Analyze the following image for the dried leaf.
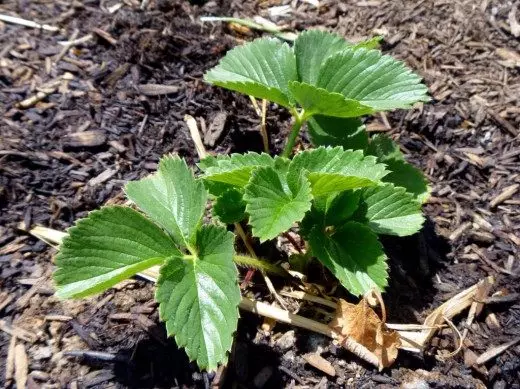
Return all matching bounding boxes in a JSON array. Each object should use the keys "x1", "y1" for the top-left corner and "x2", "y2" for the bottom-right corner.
[
  {"x1": 397, "y1": 276, "x2": 494, "y2": 352},
  {"x1": 329, "y1": 298, "x2": 400, "y2": 370}
]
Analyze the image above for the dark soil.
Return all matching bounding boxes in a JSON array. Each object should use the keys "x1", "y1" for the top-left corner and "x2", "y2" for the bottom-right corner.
[{"x1": 1, "y1": 0, "x2": 519, "y2": 388}]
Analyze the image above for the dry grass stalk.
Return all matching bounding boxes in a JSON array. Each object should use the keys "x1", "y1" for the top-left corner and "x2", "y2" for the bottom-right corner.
[{"x1": 0, "y1": 14, "x2": 59, "y2": 31}]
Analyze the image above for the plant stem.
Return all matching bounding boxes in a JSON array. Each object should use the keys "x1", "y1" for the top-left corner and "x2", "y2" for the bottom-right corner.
[
  {"x1": 238, "y1": 298, "x2": 380, "y2": 368},
  {"x1": 239, "y1": 297, "x2": 334, "y2": 337},
  {"x1": 234, "y1": 222, "x2": 288, "y2": 308},
  {"x1": 282, "y1": 111, "x2": 305, "y2": 158},
  {"x1": 233, "y1": 255, "x2": 287, "y2": 277},
  {"x1": 234, "y1": 223, "x2": 257, "y2": 258},
  {"x1": 260, "y1": 99, "x2": 269, "y2": 153}
]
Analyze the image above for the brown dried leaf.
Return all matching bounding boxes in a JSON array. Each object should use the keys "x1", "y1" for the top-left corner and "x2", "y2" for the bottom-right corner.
[{"x1": 329, "y1": 299, "x2": 400, "y2": 370}]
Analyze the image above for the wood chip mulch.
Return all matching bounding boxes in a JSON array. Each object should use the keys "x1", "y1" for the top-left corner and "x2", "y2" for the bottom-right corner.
[{"x1": 1, "y1": 0, "x2": 519, "y2": 388}]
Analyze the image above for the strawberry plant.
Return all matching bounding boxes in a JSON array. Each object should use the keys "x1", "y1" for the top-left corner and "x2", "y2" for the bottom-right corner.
[{"x1": 53, "y1": 29, "x2": 430, "y2": 372}]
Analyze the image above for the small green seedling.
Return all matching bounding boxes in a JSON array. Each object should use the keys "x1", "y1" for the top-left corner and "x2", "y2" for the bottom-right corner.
[
  {"x1": 205, "y1": 29, "x2": 430, "y2": 201},
  {"x1": 53, "y1": 30, "x2": 430, "y2": 372}
]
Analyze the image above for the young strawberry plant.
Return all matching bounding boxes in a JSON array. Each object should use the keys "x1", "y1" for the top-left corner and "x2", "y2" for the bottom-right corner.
[{"x1": 53, "y1": 29, "x2": 430, "y2": 372}]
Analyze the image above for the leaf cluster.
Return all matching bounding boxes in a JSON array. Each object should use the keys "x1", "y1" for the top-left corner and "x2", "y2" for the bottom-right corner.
[
  {"x1": 55, "y1": 157, "x2": 240, "y2": 371},
  {"x1": 200, "y1": 147, "x2": 424, "y2": 295},
  {"x1": 205, "y1": 29, "x2": 429, "y2": 119}
]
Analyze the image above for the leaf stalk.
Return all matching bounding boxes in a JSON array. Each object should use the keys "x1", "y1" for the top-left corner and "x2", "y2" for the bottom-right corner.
[
  {"x1": 233, "y1": 255, "x2": 287, "y2": 277},
  {"x1": 282, "y1": 110, "x2": 307, "y2": 158}
]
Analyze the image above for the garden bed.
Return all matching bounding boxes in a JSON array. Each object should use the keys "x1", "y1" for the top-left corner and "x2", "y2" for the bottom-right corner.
[{"x1": 1, "y1": 0, "x2": 519, "y2": 387}]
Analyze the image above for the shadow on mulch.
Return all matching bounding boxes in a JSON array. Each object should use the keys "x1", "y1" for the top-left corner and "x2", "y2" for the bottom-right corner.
[
  {"x1": 383, "y1": 217, "x2": 451, "y2": 324},
  {"x1": 69, "y1": 318, "x2": 284, "y2": 389}
]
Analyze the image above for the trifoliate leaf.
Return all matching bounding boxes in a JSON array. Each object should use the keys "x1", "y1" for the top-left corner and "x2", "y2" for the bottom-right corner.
[
  {"x1": 288, "y1": 147, "x2": 388, "y2": 196},
  {"x1": 54, "y1": 206, "x2": 179, "y2": 299},
  {"x1": 288, "y1": 82, "x2": 374, "y2": 118},
  {"x1": 156, "y1": 225, "x2": 240, "y2": 371},
  {"x1": 125, "y1": 156, "x2": 207, "y2": 248},
  {"x1": 204, "y1": 38, "x2": 297, "y2": 107},
  {"x1": 244, "y1": 166, "x2": 312, "y2": 241},
  {"x1": 308, "y1": 222, "x2": 388, "y2": 296},
  {"x1": 294, "y1": 30, "x2": 350, "y2": 85},
  {"x1": 213, "y1": 188, "x2": 247, "y2": 224},
  {"x1": 367, "y1": 134, "x2": 430, "y2": 202},
  {"x1": 308, "y1": 115, "x2": 369, "y2": 150},
  {"x1": 200, "y1": 152, "x2": 276, "y2": 188},
  {"x1": 355, "y1": 184, "x2": 424, "y2": 236},
  {"x1": 316, "y1": 48, "x2": 429, "y2": 111}
]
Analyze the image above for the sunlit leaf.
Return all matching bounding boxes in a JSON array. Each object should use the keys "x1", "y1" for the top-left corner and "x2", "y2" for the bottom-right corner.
[
  {"x1": 288, "y1": 147, "x2": 388, "y2": 196},
  {"x1": 54, "y1": 206, "x2": 179, "y2": 299},
  {"x1": 200, "y1": 152, "x2": 276, "y2": 188},
  {"x1": 125, "y1": 156, "x2": 207, "y2": 248},
  {"x1": 289, "y1": 82, "x2": 374, "y2": 118},
  {"x1": 156, "y1": 225, "x2": 240, "y2": 371},
  {"x1": 244, "y1": 166, "x2": 312, "y2": 241},
  {"x1": 204, "y1": 38, "x2": 297, "y2": 107},
  {"x1": 355, "y1": 184, "x2": 424, "y2": 236},
  {"x1": 316, "y1": 48, "x2": 429, "y2": 111}
]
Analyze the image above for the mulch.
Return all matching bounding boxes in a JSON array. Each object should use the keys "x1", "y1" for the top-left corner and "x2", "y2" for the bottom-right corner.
[{"x1": 1, "y1": 0, "x2": 519, "y2": 388}]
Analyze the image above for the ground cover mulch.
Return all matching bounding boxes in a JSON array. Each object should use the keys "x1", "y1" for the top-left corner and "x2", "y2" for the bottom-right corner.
[{"x1": 0, "y1": 0, "x2": 519, "y2": 387}]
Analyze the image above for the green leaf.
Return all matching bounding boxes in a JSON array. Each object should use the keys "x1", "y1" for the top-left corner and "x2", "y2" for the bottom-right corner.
[
  {"x1": 54, "y1": 206, "x2": 180, "y2": 299},
  {"x1": 300, "y1": 190, "x2": 361, "y2": 238},
  {"x1": 244, "y1": 166, "x2": 312, "y2": 241},
  {"x1": 352, "y1": 36, "x2": 383, "y2": 50},
  {"x1": 316, "y1": 47, "x2": 429, "y2": 111},
  {"x1": 308, "y1": 222, "x2": 388, "y2": 296},
  {"x1": 288, "y1": 147, "x2": 388, "y2": 196},
  {"x1": 203, "y1": 180, "x2": 236, "y2": 198},
  {"x1": 156, "y1": 225, "x2": 240, "y2": 371},
  {"x1": 320, "y1": 190, "x2": 362, "y2": 226},
  {"x1": 204, "y1": 38, "x2": 297, "y2": 107},
  {"x1": 125, "y1": 156, "x2": 207, "y2": 248},
  {"x1": 213, "y1": 189, "x2": 247, "y2": 224},
  {"x1": 294, "y1": 30, "x2": 350, "y2": 85},
  {"x1": 384, "y1": 161, "x2": 430, "y2": 203},
  {"x1": 307, "y1": 115, "x2": 369, "y2": 150},
  {"x1": 355, "y1": 184, "x2": 424, "y2": 236},
  {"x1": 366, "y1": 133, "x2": 403, "y2": 161},
  {"x1": 367, "y1": 134, "x2": 430, "y2": 202},
  {"x1": 200, "y1": 152, "x2": 276, "y2": 188},
  {"x1": 288, "y1": 82, "x2": 374, "y2": 118}
]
